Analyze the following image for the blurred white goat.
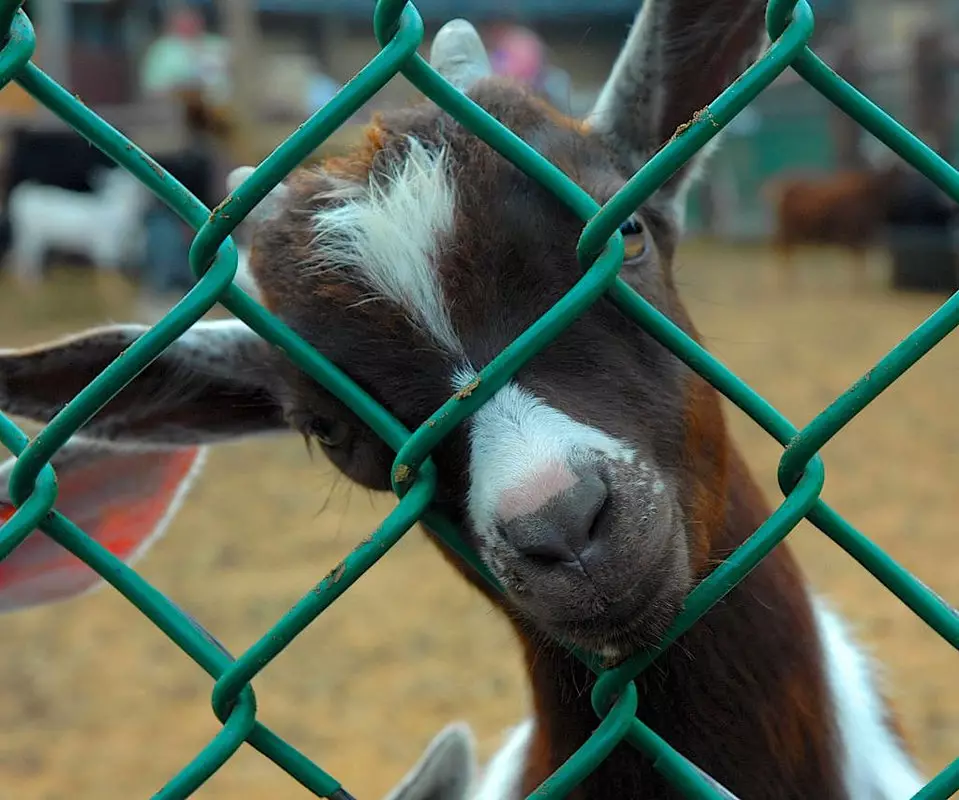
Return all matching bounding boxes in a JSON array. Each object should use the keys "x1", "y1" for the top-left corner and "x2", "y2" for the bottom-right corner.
[{"x1": 5, "y1": 166, "x2": 150, "y2": 283}]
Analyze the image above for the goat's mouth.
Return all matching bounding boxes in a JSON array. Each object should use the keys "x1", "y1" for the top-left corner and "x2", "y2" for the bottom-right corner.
[
  {"x1": 549, "y1": 583, "x2": 687, "y2": 663},
  {"x1": 497, "y1": 542, "x2": 692, "y2": 661}
]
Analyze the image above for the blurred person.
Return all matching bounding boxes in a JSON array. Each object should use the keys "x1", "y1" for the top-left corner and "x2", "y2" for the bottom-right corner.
[
  {"x1": 139, "y1": 5, "x2": 232, "y2": 106},
  {"x1": 487, "y1": 23, "x2": 573, "y2": 112},
  {"x1": 134, "y1": 104, "x2": 229, "y2": 322},
  {"x1": 489, "y1": 24, "x2": 546, "y2": 87},
  {"x1": 136, "y1": 6, "x2": 233, "y2": 321}
]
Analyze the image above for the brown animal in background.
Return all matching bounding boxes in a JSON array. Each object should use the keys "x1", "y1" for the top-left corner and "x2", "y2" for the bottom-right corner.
[
  {"x1": 174, "y1": 86, "x2": 236, "y2": 142},
  {"x1": 763, "y1": 165, "x2": 903, "y2": 287},
  {"x1": 0, "y1": 3, "x2": 929, "y2": 799}
]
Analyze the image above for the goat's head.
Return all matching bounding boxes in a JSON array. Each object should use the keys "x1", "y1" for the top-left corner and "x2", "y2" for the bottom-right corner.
[{"x1": 0, "y1": 1, "x2": 767, "y2": 657}]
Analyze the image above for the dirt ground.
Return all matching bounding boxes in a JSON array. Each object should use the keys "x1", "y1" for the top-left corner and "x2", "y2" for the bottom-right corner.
[{"x1": 0, "y1": 242, "x2": 956, "y2": 799}]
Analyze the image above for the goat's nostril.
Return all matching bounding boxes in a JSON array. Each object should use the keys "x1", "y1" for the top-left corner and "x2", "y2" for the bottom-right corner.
[
  {"x1": 586, "y1": 494, "x2": 610, "y2": 542},
  {"x1": 518, "y1": 539, "x2": 579, "y2": 566},
  {"x1": 495, "y1": 517, "x2": 580, "y2": 565},
  {"x1": 497, "y1": 468, "x2": 609, "y2": 566}
]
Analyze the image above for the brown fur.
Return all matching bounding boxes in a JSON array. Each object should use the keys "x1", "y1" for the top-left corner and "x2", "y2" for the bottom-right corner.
[{"x1": 324, "y1": 118, "x2": 390, "y2": 182}]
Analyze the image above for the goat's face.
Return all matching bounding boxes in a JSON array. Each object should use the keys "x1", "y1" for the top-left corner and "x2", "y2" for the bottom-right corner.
[
  {"x1": 247, "y1": 85, "x2": 694, "y2": 654},
  {"x1": 239, "y1": 4, "x2": 768, "y2": 654},
  {"x1": 0, "y1": 5, "x2": 768, "y2": 653}
]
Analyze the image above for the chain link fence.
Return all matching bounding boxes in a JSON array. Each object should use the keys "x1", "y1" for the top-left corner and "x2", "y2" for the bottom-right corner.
[{"x1": 0, "y1": 0, "x2": 957, "y2": 797}]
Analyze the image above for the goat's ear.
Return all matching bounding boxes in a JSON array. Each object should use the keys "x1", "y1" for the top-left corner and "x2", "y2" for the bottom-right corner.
[
  {"x1": 226, "y1": 166, "x2": 291, "y2": 224},
  {"x1": 589, "y1": 0, "x2": 768, "y2": 228},
  {"x1": 0, "y1": 441, "x2": 205, "y2": 612},
  {"x1": 382, "y1": 723, "x2": 477, "y2": 800},
  {"x1": 429, "y1": 19, "x2": 492, "y2": 92},
  {"x1": 0, "y1": 320, "x2": 289, "y2": 447}
]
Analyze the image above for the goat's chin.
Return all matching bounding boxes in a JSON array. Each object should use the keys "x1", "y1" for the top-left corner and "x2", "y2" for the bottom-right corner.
[
  {"x1": 553, "y1": 589, "x2": 686, "y2": 664},
  {"x1": 501, "y1": 561, "x2": 691, "y2": 663}
]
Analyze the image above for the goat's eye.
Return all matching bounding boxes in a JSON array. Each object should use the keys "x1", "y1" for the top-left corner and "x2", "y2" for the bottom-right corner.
[
  {"x1": 310, "y1": 417, "x2": 349, "y2": 448},
  {"x1": 619, "y1": 215, "x2": 647, "y2": 261}
]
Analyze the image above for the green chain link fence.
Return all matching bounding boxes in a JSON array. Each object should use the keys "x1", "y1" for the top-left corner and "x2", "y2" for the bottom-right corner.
[{"x1": 0, "y1": 0, "x2": 957, "y2": 797}]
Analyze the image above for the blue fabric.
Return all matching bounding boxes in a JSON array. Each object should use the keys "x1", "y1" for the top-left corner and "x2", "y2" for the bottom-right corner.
[{"x1": 141, "y1": 206, "x2": 195, "y2": 293}]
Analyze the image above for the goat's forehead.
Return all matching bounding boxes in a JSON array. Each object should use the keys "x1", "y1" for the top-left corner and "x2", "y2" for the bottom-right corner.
[{"x1": 254, "y1": 87, "x2": 617, "y2": 360}]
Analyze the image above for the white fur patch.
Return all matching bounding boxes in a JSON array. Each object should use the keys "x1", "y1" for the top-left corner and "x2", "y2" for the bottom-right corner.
[
  {"x1": 455, "y1": 369, "x2": 634, "y2": 551},
  {"x1": 310, "y1": 138, "x2": 461, "y2": 353},
  {"x1": 812, "y1": 597, "x2": 926, "y2": 799},
  {"x1": 471, "y1": 719, "x2": 533, "y2": 800},
  {"x1": 234, "y1": 245, "x2": 261, "y2": 299}
]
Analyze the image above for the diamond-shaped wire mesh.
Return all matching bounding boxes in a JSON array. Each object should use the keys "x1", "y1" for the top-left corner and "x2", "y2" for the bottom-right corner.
[{"x1": 0, "y1": 1, "x2": 957, "y2": 797}]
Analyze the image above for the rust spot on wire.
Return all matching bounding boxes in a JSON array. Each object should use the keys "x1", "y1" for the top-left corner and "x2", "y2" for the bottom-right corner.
[
  {"x1": 393, "y1": 463, "x2": 412, "y2": 484},
  {"x1": 455, "y1": 377, "x2": 481, "y2": 399},
  {"x1": 210, "y1": 196, "x2": 230, "y2": 218},
  {"x1": 669, "y1": 107, "x2": 720, "y2": 143},
  {"x1": 316, "y1": 561, "x2": 347, "y2": 590},
  {"x1": 139, "y1": 152, "x2": 166, "y2": 178}
]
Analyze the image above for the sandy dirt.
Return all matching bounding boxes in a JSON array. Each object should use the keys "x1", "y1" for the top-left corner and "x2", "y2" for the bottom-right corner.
[{"x1": 0, "y1": 242, "x2": 955, "y2": 799}]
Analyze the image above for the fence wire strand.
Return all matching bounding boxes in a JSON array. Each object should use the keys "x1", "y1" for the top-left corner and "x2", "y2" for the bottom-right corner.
[{"x1": 0, "y1": 0, "x2": 957, "y2": 797}]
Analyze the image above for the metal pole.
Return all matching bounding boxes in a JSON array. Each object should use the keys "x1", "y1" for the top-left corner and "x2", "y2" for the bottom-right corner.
[
  {"x1": 216, "y1": 0, "x2": 260, "y2": 163},
  {"x1": 31, "y1": 0, "x2": 71, "y2": 87}
]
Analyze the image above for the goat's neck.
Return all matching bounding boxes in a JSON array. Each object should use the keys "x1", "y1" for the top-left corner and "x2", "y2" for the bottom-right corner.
[{"x1": 516, "y1": 448, "x2": 847, "y2": 799}]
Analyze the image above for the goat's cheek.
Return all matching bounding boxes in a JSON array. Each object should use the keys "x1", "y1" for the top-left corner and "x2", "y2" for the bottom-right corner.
[
  {"x1": 594, "y1": 473, "x2": 688, "y2": 583},
  {"x1": 323, "y1": 436, "x2": 393, "y2": 492}
]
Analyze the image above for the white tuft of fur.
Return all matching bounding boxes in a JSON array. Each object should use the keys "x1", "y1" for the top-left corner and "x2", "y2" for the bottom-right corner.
[
  {"x1": 310, "y1": 138, "x2": 461, "y2": 353},
  {"x1": 470, "y1": 719, "x2": 533, "y2": 800}
]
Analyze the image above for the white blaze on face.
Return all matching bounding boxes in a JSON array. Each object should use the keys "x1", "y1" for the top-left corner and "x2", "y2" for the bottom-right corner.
[
  {"x1": 309, "y1": 137, "x2": 462, "y2": 354},
  {"x1": 454, "y1": 369, "x2": 634, "y2": 551}
]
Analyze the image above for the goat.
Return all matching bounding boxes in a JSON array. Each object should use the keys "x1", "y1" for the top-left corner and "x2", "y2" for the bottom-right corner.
[
  {"x1": 761, "y1": 164, "x2": 907, "y2": 288},
  {"x1": 0, "y1": 90, "x2": 226, "y2": 269},
  {"x1": 0, "y1": 3, "x2": 929, "y2": 798},
  {"x1": 0, "y1": 127, "x2": 116, "y2": 261},
  {"x1": 4, "y1": 166, "x2": 152, "y2": 283},
  {"x1": 0, "y1": 127, "x2": 115, "y2": 207}
]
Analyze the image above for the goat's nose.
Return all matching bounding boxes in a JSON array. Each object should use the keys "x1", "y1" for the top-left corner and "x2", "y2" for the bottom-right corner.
[{"x1": 497, "y1": 467, "x2": 608, "y2": 565}]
